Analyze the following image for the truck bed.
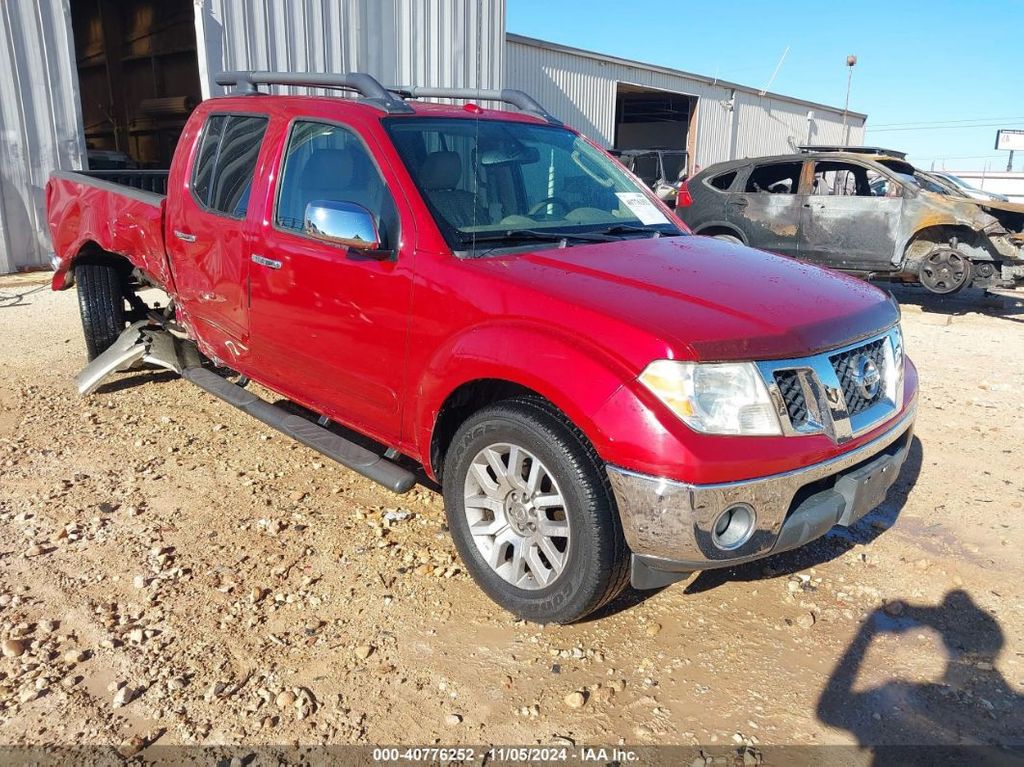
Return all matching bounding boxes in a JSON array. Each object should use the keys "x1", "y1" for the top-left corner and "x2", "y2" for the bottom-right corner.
[{"x1": 46, "y1": 170, "x2": 172, "y2": 292}]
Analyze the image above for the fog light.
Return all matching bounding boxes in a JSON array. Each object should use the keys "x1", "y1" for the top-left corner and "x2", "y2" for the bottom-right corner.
[{"x1": 712, "y1": 504, "x2": 756, "y2": 550}]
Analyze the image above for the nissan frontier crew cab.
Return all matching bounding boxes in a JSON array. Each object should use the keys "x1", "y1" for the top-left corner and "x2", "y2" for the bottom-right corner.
[{"x1": 46, "y1": 72, "x2": 918, "y2": 624}]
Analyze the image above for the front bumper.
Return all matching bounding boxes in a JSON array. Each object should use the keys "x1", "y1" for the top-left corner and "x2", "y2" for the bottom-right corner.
[{"x1": 607, "y1": 401, "x2": 916, "y2": 580}]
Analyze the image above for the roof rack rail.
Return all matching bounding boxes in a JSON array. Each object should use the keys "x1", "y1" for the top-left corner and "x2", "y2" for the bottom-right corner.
[
  {"x1": 387, "y1": 86, "x2": 561, "y2": 125},
  {"x1": 214, "y1": 71, "x2": 414, "y2": 114},
  {"x1": 798, "y1": 145, "x2": 907, "y2": 159}
]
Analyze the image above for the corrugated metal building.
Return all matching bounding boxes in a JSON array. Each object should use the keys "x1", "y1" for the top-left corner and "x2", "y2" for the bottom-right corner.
[
  {"x1": 0, "y1": 0, "x2": 865, "y2": 273},
  {"x1": 506, "y1": 34, "x2": 867, "y2": 170}
]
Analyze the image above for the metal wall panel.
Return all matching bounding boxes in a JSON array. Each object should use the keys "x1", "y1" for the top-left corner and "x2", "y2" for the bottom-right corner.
[
  {"x1": 0, "y1": 0, "x2": 86, "y2": 273},
  {"x1": 506, "y1": 36, "x2": 867, "y2": 170},
  {"x1": 194, "y1": 0, "x2": 505, "y2": 98}
]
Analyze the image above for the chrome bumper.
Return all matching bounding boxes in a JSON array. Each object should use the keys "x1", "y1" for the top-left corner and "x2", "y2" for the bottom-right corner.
[{"x1": 607, "y1": 401, "x2": 916, "y2": 571}]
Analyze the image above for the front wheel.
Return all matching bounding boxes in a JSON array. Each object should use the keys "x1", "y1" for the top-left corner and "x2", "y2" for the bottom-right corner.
[{"x1": 442, "y1": 399, "x2": 629, "y2": 624}]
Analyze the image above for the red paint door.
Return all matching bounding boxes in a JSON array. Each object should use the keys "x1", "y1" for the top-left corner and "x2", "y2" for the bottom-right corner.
[
  {"x1": 165, "y1": 113, "x2": 269, "y2": 359},
  {"x1": 247, "y1": 118, "x2": 416, "y2": 444}
]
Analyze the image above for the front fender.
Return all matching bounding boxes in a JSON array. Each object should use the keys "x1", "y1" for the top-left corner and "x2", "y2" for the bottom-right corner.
[{"x1": 413, "y1": 321, "x2": 639, "y2": 477}]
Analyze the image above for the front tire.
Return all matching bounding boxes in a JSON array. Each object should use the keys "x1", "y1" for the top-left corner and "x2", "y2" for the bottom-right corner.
[
  {"x1": 76, "y1": 263, "x2": 127, "y2": 360},
  {"x1": 442, "y1": 398, "x2": 629, "y2": 624}
]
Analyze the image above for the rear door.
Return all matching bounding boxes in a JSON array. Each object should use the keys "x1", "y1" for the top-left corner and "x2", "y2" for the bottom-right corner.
[
  {"x1": 165, "y1": 112, "x2": 269, "y2": 355},
  {"x1": 800, "y1": 160, "x2": 903, "y2": 271},
  {"x1": 726, "y1": 161, "x2": 806, "y2": 257}
]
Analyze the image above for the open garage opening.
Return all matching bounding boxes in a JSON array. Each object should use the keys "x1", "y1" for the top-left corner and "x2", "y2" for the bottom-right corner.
[
  {"x1": 614, "y1": 83, "x2": 697, "y2": 188},
  {"x1": 70, "y1": 0, "x2": 202, "y2": 172}
]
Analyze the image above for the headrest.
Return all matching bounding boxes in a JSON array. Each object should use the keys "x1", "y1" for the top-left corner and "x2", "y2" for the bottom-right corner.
[
  {"x1": 419, "y1": 151, "x2": 462, "y2": 191},
  {"x1": 303, "y1": 149, "x2": 353, "y2": 192}
]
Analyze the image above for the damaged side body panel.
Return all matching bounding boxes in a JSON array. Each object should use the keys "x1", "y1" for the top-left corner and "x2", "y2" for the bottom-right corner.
[{"x1": 679, "y1": 151, "x2": 1023, "y2": 294}]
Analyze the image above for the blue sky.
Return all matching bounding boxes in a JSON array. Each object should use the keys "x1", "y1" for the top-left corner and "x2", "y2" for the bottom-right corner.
[{"x1": 507, "y1": 0, "x2": 1023, "y2": 172}]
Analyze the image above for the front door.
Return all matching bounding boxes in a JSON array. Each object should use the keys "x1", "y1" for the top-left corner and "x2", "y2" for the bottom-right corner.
[
  {"x1": 247, "y1": 119, "x2": 414, "y2": 444},
  {"x1": 165, "y1": 113, "x2": 268, "y2": 357},
  {"x1": 727, "y1": 161, "x2": 806, "y2": 257},
  {"x1": 800, "y1": 160, "x2": 904, "y2": 272}
]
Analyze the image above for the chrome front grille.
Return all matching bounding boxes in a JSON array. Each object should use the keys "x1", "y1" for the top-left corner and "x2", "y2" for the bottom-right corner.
[
  {"x1": 830, "y1": 338, "x2": 888, "y2": 417},
  {"x1": 773, "y1": 370, "x2": 809, "y2": 429},
  {"x1": 757, "y1": 328, "x2": 903, "y2": 444}
]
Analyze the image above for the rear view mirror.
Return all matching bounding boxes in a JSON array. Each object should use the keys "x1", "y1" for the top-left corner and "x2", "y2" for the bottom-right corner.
[{"x1": 304, "y1": 200, "x2": 381, "y2": 251}]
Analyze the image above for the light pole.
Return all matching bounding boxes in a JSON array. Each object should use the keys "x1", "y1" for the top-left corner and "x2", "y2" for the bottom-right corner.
[{"x1": 842, "y1": 55, "x2": 857, "y2": 145}]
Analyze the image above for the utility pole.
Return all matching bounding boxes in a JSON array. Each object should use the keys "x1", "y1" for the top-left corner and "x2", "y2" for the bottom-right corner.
[{"x1": 842, "y1": 55, "x2": 857, "y2": 145}]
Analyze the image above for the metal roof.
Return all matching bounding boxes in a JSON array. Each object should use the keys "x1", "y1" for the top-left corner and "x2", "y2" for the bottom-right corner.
[{"x1": 506, "y1": 33, "x2": 868, "y2": 122}]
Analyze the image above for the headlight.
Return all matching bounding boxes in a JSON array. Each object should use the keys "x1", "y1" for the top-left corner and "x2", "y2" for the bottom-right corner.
[{"x1": 639, "y1": 360, "x2": 781, "y2": 436}]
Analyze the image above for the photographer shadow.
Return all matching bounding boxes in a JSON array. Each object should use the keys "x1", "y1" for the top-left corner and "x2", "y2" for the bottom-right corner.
[{"x1": 817, "y1": 590, "x2": 1023, "y2": 762}]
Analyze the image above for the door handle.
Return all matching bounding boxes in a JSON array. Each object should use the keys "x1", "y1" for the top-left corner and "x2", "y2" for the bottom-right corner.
[
  {"x1": 728, "y1": 198, "x2": 749, "y2": 207},
  {"x1": 173, "y1": 230, "x2": 197, "y2": 243},
  {"x1": 251, "y1": 254, "x2": 282, "y2": 270}
]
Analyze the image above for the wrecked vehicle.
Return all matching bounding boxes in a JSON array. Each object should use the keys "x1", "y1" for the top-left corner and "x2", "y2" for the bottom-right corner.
[
  {"x1": 46, "y1": 72, "x2": 917, "y2": 624},
  {"x1": 677, "y1": 146, "x2": 1024, "y2": 294},
  {"x1": 609, "y1": 148, "x2": 688, "y2": 204}
]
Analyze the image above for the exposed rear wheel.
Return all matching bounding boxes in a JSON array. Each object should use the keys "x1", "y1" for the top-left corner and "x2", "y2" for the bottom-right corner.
[
  {"x1": 919, "y1": 247, "x2": 971, "y2": 294},
  {"x1": 76, "y1": 263, "x2": 127, "y2": 360},
  {"x1": 442, "y1": 398, "x2": 629, "y2": 624}
]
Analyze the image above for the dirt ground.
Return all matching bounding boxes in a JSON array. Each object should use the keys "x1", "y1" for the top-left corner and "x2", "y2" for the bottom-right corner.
[{"x1": 0, "y1": 273, "x2": 1022, "y2": 757}]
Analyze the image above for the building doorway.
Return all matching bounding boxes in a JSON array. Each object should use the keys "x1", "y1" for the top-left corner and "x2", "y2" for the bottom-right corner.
[{"x1": 70, "y1": 0, "x2": 202, "y2": 170}]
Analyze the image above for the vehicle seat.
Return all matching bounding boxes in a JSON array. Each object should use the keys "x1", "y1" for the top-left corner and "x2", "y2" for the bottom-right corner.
[{"x1": 419, "y1": 151, "x2": 487, "y2": 228}]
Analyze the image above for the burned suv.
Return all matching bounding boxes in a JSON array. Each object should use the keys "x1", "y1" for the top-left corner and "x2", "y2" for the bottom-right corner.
[{"x1": 677, "y1": 146, "x2": 1024, "y2": 294}]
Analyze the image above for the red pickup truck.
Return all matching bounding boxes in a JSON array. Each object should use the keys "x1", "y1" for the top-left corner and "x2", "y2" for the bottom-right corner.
[{"x1": 46, "y1": 72, "x2": 918, "y2": 623}]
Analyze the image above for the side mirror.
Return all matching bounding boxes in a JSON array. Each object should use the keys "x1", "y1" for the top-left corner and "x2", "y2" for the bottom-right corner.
[{"x1": 304, "y1": 200, "x2": 381, "y2": 251}]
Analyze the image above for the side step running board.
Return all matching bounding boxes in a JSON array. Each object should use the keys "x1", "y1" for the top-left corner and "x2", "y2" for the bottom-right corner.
[{"x1": 181, "y1": 367, "x2": 416, "y2": 494}]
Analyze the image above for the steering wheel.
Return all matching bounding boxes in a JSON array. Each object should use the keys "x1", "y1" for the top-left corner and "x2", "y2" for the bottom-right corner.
[{"x1": 528, "y1": 197, "x2": 571, "y2": 217}]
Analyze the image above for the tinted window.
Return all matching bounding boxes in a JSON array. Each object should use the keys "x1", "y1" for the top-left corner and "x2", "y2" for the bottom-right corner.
[
  {"x1": 708, "y1": 171, "x2": 737, "y2": 191},
  {"x1": 191, "y1": 114, "x2": 268, "y2": 217},
  {"x1": 745, "y1": 162, "x2": 802, "y2": 194},
  {"x1": 276, "y1": 121, "x2": 397, "y2": 247}
]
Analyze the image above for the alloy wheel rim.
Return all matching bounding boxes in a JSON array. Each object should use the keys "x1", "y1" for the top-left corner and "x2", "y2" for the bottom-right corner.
[{"x1": 462, "y1": 443, "x2": 571, "y2": 590}]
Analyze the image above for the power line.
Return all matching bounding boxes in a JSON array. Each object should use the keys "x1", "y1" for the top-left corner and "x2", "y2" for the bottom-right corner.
[
  {"x1": 868, "y1": 122, "x2": 1023, "y2": 133},
  {"x1": 868, "y1": 115, "x2": 1024, "y2": 128}
]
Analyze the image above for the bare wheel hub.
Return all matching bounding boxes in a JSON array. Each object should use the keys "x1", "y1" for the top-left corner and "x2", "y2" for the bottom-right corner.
[{"x1": 463, "y1": 443, "x2": 571, "y2": 590}]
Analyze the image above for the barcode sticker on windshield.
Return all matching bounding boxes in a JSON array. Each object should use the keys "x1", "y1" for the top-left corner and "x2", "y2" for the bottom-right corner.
[{"x1": 615, "y1": 193, "x2": 670, "y2": 225}]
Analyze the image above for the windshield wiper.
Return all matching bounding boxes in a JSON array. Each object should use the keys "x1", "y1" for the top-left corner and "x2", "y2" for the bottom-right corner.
[
  {"x1": 459, "y1": 228, "x2": 614, "y2": 246},
  {"x1": 597, "y1": 224, "x2": 681, "y2": 238}
]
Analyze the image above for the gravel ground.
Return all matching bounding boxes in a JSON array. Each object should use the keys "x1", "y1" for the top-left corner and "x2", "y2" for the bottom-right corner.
[{"x1": 0, "y1": 273, "x2": 1022, "y2": 756}]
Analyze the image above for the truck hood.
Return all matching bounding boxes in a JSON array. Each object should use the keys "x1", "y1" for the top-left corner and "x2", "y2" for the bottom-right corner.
[{"x1": 474, "y1": 235, "x2": 899, "y2": 361}]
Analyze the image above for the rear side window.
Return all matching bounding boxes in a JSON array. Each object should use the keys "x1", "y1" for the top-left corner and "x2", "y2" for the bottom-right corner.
[
  {"x1": 708, "y1": 171, "x2": 737, "y2": 191},
  {"x1": 191, "y1": 114, "x2": 268, "y2": 217},
  {"x1": 745, "y1": 162, "x2": 802, "y2": 194}
]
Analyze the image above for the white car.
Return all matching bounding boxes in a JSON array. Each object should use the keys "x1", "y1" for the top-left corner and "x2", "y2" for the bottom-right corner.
[{"x1": 929, "y1": 171, "x2": 1009, "y2": 202}]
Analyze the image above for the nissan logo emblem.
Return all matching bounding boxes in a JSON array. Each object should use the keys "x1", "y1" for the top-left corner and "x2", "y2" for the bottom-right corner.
[{"x1": 852, "y1": 354, "x2": 881, "y2": 400}]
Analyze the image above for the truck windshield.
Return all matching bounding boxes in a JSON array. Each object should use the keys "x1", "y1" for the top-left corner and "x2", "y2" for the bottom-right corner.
[{"x1": 384, "y1": 117, "x2": 684, "y2": 252}]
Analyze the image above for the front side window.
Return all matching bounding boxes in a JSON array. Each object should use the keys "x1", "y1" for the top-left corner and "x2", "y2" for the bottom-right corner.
[
  {"x1": 191, "y1": 114, "x2": 268, "y2": 217},
  {"x1": 384, "y1": 117, "x2": 683, "y2": 252},
  {"x1": 745, "y1": 162, "x2": 802, "y2": 194},
  {"x1": 276, "y1": 121, "x2": 397, "y2": 247}
]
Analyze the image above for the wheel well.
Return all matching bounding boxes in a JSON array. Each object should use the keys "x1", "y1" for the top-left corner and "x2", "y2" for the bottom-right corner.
[
  {"x1": 430, "y1": 379, "x2": 550, "y2": 479},
  {"x1": 904, "y1": 225, "x2": 996, "y2": 266},
  {"x1": 72, "y1": 242, "x2": 135, "y2": 275},
  {"x1": 697, "y1": 225, "x2": 744, "y2": 242}
]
